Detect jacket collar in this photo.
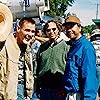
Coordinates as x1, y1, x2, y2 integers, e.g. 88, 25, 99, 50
0, 41, 6, 51
69, 35, 86, 46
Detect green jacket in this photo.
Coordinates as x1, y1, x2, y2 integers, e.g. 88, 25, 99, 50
36, 39, 69, 77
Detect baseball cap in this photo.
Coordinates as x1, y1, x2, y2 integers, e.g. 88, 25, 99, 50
63, 15, 81, 26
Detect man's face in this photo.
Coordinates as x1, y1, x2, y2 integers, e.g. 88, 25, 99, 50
45, 22, 59, 41
64, 23, 81, 40
17, 21, 35, 44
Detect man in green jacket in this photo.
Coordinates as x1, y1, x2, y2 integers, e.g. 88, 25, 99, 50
35, 20, 69, 100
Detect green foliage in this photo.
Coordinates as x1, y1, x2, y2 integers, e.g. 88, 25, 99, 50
45, 0, 75, 16
83, 24, 96, 35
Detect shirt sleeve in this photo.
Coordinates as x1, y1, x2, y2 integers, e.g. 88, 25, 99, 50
81, 48, 98, 100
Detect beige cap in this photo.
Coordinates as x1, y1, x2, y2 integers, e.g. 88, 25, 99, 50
63, 15, 80, 26
0, 3, 13, 42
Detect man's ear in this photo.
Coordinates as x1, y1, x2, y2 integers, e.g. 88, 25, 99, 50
79, 26, 81, 33
16, 26, 20, 32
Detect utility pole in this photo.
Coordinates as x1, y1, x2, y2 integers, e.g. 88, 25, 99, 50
95, 3, 100, 19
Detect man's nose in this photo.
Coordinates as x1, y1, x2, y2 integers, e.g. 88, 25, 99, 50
25, 34, 32, 39
28, 32, 35, 36
49, 29, 54, 33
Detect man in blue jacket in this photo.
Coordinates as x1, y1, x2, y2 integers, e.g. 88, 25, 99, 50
63, 15, 98, 100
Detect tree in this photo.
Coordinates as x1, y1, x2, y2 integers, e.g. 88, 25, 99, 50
83, 24, 96, 35
45, 0, 76, 16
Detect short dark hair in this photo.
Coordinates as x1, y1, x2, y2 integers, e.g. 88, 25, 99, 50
19, 17, 35, 28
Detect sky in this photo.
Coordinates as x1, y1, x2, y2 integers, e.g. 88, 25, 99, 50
65, 0, 100, 26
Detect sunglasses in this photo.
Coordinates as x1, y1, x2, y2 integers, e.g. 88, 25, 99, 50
64, 23, 76, 29
46, 28, 56, 32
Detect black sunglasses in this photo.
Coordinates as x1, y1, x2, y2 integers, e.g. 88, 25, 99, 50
64, 22, 77, 29
46, 28, 56, 32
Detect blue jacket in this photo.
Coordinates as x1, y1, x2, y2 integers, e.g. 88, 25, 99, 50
64, 35, 98, 100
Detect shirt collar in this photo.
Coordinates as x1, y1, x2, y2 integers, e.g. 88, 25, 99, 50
69, 35, 86, 46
